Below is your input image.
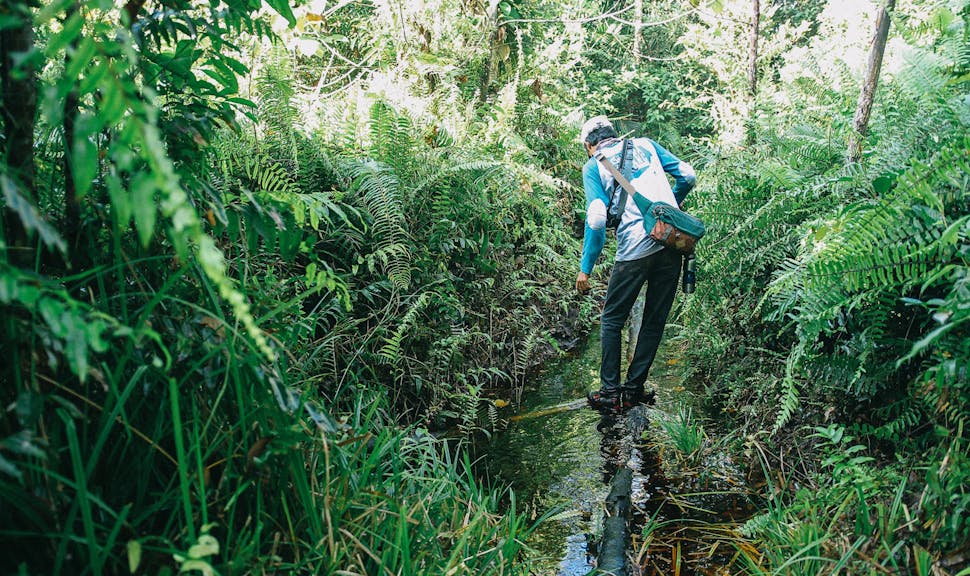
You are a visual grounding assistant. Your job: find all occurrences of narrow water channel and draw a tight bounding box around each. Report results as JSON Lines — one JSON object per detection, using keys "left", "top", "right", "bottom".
{"left": 476, "top": 335, "right": 755, "bottom": 575}
{"left": 477, "top": 336, "right": 608, "bottom": 575}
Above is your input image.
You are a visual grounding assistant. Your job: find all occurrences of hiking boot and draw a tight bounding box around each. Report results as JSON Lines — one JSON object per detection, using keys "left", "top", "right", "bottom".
{"left": 619, "top": 389, "right": 656, "bottom": 410}
{"left": 586, "top": 390, "right": 620, "bottom": 412}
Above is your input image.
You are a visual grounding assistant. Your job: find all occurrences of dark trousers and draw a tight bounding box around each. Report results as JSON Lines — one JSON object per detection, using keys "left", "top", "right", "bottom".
{"left": 600, "top": 248, "right": 681, "bottom": 396}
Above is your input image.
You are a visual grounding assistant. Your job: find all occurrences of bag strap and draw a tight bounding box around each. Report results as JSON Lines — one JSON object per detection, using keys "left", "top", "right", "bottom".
{"left": 595, "top": 140, "right": 636, "bottom": 216}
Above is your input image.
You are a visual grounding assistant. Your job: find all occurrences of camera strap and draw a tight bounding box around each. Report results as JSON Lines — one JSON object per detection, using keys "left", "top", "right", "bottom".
{"left": 595, "top": 139, "right": 636, "bottom": 201}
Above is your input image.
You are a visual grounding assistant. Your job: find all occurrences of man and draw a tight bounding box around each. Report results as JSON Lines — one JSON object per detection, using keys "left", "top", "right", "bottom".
{"left": 576, "top": 115, "right": 696, "bottom": 412}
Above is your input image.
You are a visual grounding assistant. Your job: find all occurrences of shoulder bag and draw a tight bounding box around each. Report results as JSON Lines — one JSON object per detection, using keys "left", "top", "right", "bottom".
{"left": 595, "top": 147, "right": 705, "bottom": 254}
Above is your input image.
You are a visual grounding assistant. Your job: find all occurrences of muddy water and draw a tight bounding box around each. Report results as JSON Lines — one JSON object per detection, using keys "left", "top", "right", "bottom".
{"left": 477, "top": 337, "right": 755, "bottom": 575}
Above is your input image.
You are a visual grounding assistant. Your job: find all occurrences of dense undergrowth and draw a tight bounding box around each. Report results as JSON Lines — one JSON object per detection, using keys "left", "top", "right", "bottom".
{"left": 0, "top": 0, "right": 590, "bottom": 573}
{"left": 676, "top": 3, "right": 970, "bottom": 572}
{"left": 2, "top": 0, "right": 969, "bottom": 574}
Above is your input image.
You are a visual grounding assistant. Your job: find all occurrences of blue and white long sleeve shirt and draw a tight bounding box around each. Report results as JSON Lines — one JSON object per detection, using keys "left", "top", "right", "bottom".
{"left": 580, "top": 137, "right": 696, "bottom": 275}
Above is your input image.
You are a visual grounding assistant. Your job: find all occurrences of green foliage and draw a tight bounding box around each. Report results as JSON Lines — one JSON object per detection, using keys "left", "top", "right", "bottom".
{"left": 765, "top": 136, "right": 969, "bottom": 435}
{"left": 0, "top": 306, "right": 532, "bottom": 573}
{"left": 669, "top": 3, "right": 970, "bottom": 573}
{"left": 740, "top": 425, "right": 969, "bottom": 575}
{"left": 1, "top": 0, "right": 596, "bottom": 573}
{"left": 920, "top": 431, "right": 970, "bottom": 547}
{"left": 4, "top": 0, "right": 968, "bottom": 573}
{"left": 653, "top": 405, "right": 706, "bottom": 463}
{"left": 1, "top": 176, "right": 66, "bottom": 256}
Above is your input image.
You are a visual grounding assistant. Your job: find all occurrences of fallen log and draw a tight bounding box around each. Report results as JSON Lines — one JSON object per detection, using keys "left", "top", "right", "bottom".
{"left": 598, "top": 467, "right": 632, "bottom": 575}
{"left": 508, "top": 398, "right": 587, "bottom": 422}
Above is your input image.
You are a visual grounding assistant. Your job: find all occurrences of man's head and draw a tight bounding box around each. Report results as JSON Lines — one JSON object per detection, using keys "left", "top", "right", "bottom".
{"left": 580, "top": 115, "right": 617, "bottom": 153}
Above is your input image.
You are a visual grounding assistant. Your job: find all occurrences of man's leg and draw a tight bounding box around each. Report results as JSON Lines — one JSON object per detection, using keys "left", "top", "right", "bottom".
{"left": 598, "top": 258, "right": 651, "bottom": 396}
{"left": 622, "top": 249, "right": 681, "bottom": 397}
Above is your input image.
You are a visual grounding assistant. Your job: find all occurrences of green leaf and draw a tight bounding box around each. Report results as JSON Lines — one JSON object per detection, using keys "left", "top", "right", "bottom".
{"left": 227, "top": 97, "right": 257, "bottom": 108}
{"left": 899, "top": 322, "right": 959, "bottom": 364}
{"left": 177, "top": 560, "right": 215, "bottom": 576}
{"left": 131, "top": 172, "right": 157, "bottom": 247}
{"left": 939, "top": 215, "right": 970, "bottom": 246}
{"left": 265, "top": 0, "right": 296, "bottom": 26}
{"left": 78, "top": 60, "right": 109, "bottom": 95}
{"left": 0, "top": 431, "right": 46, "bottom": 459}
{"left": 872, "top": 175, "right": 894, "bottom": 195}
{"left": 0, "top": 15, "right": 25, "bottom": 33}
{"left": 280, "top": 233, "right": 300, "bottom": 262}
{"left": 292, "top": 200, "right": 305, "bottom": 225}
{"left": 36, "top": 0, "right": 75, "bottom": 25}
{"left": 99, "top": 76, "right": 127, "bottom": 127}
{"left": 15, "top": 391, "right": 43, "bottom": 428}
{"left": 107, "top": 172, "right": 132, "bottom": 227}
{"left": 220, "top": 56, "right": 249, "bottom": 77}
{"left": 71, "top": 132, "right": 99, "bottom": 199}
{"left": 0, "top": 453, "right": 22, "bottom": 480}
{"left": 46, "top": 10, "right": 84, "bottom": 54}
{"left": 64, "top": 310, "right": 90, "bottom": 378}
{"left": 929, "top": 6, "right": 955, "bottom": 30}
{"left": 127, "top": 541, "right": 142, "bottom": 573}
{"left": 62, "top": 37, "right": 97, "bottom": 97}
{"left": 309, "top": 205, "right": 320, "bottom": 230}
{"left": 187, "top": 534, "right": 219, "bottom": 559}
{"left": 1, "top": 175, "right": 67, "bottom": 255}
{"left": 202, "top": 58, "right": 239, "bottom": 94}
{"left": 86, "top": 319, "right": 109, "bottom": 353}
{"left": 0, "top": 275, "right": 37, "bottom": 306}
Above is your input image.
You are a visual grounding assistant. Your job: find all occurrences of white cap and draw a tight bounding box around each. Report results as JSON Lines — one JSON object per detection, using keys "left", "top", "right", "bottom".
{"left": 579, "top": 115, "right": 613, "bottom": 143}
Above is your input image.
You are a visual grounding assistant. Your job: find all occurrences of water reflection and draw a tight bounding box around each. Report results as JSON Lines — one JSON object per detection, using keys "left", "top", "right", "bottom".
{"left": 476, "top": 338, "right": 606, "bottom": 575}
{"left": 478, "top": 335, "right": 756, "bottom": 575}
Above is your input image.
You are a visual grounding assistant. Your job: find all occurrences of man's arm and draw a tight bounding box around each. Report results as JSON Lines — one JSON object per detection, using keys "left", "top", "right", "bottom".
{"left": 578, "top": 159, "right": 609, "bottom": 291}
{"left": 651, "top": 139, "right": 696, "bottom": 206}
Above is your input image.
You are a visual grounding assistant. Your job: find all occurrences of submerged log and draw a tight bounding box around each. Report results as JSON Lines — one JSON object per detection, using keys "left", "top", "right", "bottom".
{"left": 508, "top": 399, "right": 587, "bottom": 422}
{"left": 598, "top": 467, "right": 632, "bottom": 575}
{"left": 593, "top": 405, "right": 653, "bottom": 575}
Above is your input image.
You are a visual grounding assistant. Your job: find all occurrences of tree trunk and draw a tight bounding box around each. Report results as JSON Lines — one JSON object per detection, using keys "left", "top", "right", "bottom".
{"left": 746, "top": 0, "right": 760, "bottom": 145}
{"left": 0, "top": 1, "right": 38, "bottom": 252}
{"left": 748, "top": 0, "right": 760, "bottom": 99}
{"left": 633, "top": 0, "right": 643, "bottom": 61}
{"left": 477, "top": 2, "right": 503, "bottom": 104}
{"left": 848, "top": 0, "right": 896, "bottom": 164}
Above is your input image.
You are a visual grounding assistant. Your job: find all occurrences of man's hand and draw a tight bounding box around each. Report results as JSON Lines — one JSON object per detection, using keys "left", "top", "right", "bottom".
{"left": 576, "top": 271, "right": 591, "bottom": 294}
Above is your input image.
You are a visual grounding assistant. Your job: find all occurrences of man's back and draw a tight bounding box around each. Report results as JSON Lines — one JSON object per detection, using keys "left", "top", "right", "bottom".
{"left": 582, "top": 137, "right": 694, "bottom": 265}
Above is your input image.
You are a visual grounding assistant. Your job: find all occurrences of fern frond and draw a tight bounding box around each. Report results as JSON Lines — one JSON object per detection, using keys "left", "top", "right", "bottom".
{"left": 513, "top": 329, "right": 543, "bottom": 387}
{"left": 348, "top": 159, "right": 413, "bottom": 290}
{"left": 367, "top": 101, "right": 418, "bottom": 175}
{"left": 378, "top": 292, "right": 432, "bottom": 365}
{"left": 773, "top": 343, "right": 803, "bottom": 433}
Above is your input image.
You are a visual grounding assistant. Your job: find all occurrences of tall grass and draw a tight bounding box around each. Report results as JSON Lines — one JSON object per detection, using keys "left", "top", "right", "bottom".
{"left": 735, "top": 430, "right": 943, "bottom": 576}
{"left": 654, "top": 405, "right": 706, "bottom": 462}
{"left": 0, "top": 258, "right": 535, "bottom": 574}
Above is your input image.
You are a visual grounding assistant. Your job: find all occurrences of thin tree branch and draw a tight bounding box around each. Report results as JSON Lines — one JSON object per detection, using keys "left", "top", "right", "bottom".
{"left": 497, "top": 4, "right": 634, "bottom": 27}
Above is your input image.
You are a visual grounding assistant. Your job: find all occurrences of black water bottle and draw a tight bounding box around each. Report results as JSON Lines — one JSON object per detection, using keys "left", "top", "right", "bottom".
{"left": 682, "top": 254, "right": 696, "bottom": 294}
